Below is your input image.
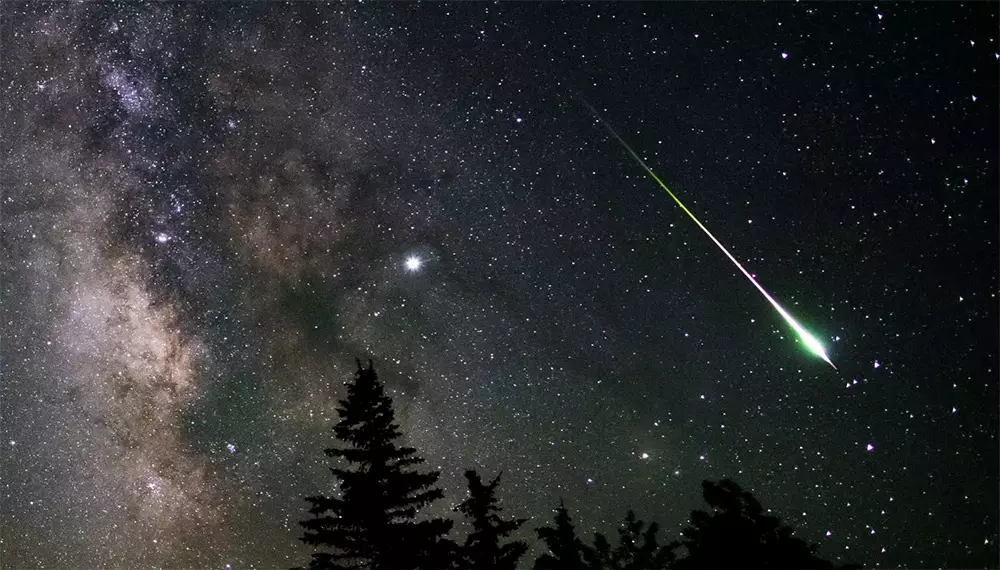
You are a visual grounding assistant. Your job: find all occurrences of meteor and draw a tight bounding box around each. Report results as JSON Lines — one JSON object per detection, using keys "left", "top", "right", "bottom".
{"left": 581, "top": 100, "right": 836, "bottom": 370}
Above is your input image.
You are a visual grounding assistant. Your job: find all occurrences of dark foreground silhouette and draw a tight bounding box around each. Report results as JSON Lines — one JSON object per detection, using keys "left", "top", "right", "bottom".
{"left": 673, "top": 479, "right": 839, "bottom": 569}
{"left": 297, "top": 361, "right": 853, "bottom": 569}
{"left": 298, "top": 360, "right": 454, "bottom": 569}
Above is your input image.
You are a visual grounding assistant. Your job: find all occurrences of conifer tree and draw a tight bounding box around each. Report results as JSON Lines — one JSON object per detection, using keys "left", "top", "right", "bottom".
{"left": 534, "top": 501, "right": 590, "bottom": 569}
{"left": 299, "top": 360, "right": 453, "bottom": 570}
{"left": 584, "top": 510, "right": 676, "bottom": 570}
{"left": 582, "top": 532, "right": 613, "bottom": 569}
{"left": 673, "top": 479, "right": 835, "bottom": 569}
{"left": 455, "top": 470, "right": 529, "bottom": 569}
{"left": 614, "top": 510, "right": 676, "bottom": 569}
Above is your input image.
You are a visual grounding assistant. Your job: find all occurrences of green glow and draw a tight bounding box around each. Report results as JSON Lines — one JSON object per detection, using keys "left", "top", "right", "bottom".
{"left": 582, "top": 100, "right": 836, "bottom": 370}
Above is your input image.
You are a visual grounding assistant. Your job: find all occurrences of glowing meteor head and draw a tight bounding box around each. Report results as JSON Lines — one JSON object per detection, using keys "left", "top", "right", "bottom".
{"left": 800, "top": 329, "right": 836, "bottom": 369}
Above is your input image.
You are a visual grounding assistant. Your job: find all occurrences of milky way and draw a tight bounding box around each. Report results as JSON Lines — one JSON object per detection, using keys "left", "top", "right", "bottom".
{"left": 3, "top": 3, "right": 998, "bottom": 569}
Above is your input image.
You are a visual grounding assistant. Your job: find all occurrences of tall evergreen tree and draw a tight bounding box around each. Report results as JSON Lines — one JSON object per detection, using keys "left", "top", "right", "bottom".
{"left": 534, "top": 501, "right": 590, "bottom": 570}
{"left": 673, "top": 479, "right": 835, "bottom": 569}
{"left": 299, "top": 360, "right": 453, "bottom": 570}
{"left": 583, "top": 510, "right": 676, "bottom": 570}
{"left": 455, "top": 470, "right": 529, "bottom": 569}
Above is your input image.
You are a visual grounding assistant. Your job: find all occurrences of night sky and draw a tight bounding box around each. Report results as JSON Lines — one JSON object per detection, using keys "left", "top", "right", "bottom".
{"left": 2, "top": 3, "right": 998, "bottom": 569}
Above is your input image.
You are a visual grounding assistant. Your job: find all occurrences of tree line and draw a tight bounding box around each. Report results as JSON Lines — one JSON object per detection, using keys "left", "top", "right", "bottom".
{"left": 297, "top": 360, "right": 856, "bottom": 570}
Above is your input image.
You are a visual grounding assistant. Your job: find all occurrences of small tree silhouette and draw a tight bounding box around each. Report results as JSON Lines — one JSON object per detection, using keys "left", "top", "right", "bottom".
{"left": 455, "top": 470, "right": 529, "bottom": 569}
{"left": 534, "top": 501, "right": 590, "bottom": 569}
{"left": 584, "top": 509, "right": 676, "bottom": 569}
{"left": 585, "top": 532, "right": 614, "bottom": 570}
{"left": 673, "top": 479, "right": 835, "bottom": 569}
{"left": 298, "top": 360, "right": 453, "bottom": 569}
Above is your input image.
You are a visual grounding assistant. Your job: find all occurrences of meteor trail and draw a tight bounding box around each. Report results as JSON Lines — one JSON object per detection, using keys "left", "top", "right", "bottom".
{"left": 581, "top": 100, "right": 836, "bottom": 370}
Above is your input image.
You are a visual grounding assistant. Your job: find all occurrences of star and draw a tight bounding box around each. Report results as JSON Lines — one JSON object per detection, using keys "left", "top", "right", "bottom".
{"left": 404, "top": 256, "right": 422, "bottom": 272}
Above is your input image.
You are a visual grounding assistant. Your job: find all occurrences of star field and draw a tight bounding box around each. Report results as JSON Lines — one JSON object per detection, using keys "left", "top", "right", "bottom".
{"left": 2, "top": 3, "right": 997, "bottom": 569}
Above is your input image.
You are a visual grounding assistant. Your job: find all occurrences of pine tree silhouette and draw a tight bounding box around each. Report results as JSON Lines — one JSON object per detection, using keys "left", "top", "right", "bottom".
{"left": 673, "top": 479, "right": 836, "bottom": 569}
{"left": 584, "top": 510, "right": 676, "bottom": 569}
{"left": 534, "top": 501, "right": 590, "bottom": 569}
{"left": 454, "top": 470, "right": 529, "bottom": 569}
{"left": 615, "top": 510, "right": 676, "bottom": 569}
{"left": 298, "top": 359, "right": 454, "bottom": 570}
{"left": 584, "top": 532, "right": 613, "bottom": 570}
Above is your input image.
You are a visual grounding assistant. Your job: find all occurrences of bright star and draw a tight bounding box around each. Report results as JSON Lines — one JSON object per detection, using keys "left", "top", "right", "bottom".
{"left": 405, "top": 256, "right": 422, "bottom": 272}
{"left": 155, "top": 233, "right": 170, "bottom": 244}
